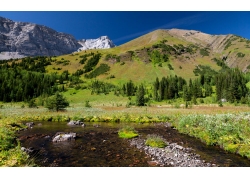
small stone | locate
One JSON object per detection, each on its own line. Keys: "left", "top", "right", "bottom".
{"left": 147, "top": 161, "right": 158, "bottom": 166}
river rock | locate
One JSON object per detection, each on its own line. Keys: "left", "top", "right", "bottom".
{"left": 52, "top": 132, "right": 76, "bottom": 142}
{"left": 25, "top": 122, "right": 35, "bottom": 128}
{"left": 93, "top": 124, "right": 100, "bottom": 128}
{"left": 21, "top": 147, "right": 34, "bottom": 153}
{"left": 67, "top": 120, "right": 84, "bottom": 126}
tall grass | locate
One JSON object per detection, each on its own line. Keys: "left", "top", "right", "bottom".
{"left": 175, "top": 113, "right": 250, "bottom": 158}
{"left": 0, "top": 117, "right": 36, "bottom": 166}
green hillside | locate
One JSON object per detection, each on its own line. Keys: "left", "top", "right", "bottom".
{"left": 1, "top": 28, "right": 250, "bottom": 106}
{"left": 41, "top": 29, "right": 250, "bottom": 84}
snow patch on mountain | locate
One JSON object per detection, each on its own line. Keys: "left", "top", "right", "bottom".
{"left": 0, "top": 52, "right": 26, "bottom": 60}
{"left": 77, "top": 36, "right": 115, "bottom": 51}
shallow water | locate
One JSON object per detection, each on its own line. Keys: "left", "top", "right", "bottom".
{"left": 17, "top": 121, "right": 250, "bottom": 167}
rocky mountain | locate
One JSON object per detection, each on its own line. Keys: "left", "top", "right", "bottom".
{"left": 0, "top": 16, "right": 115, "bottom": 60}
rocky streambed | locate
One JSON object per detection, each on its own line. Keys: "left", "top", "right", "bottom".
{"left": 130, "top": 138, "right": 216, "bottom": 167}
{"left": 17, "top": 121, "right": 250, "bottom": 167}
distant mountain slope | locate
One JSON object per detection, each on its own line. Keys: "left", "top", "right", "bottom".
{"left": 115, "top": 29, "right": 250, "bottom": 72}
{"left": 0, "top": 16, "right": 115, "bottom": 60}
{"left": 47, "top": 28, "right": 250, "bottom": 83}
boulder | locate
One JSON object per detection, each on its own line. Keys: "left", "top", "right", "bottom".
{"left": 52, "top": 132, "right": 76, "bottom": 142}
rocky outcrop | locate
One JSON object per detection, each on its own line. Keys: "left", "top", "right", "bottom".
{"left": 52, "top": 132, "right": 76, "bottom": 142}
{"left": 0, "top": 16, "right": 115, "bottom": 60}
{"left": 168, "top": 28, "right": 230, "bottom": 53}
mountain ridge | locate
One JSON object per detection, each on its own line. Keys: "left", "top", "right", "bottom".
{"left": 0, "top": 16, "right": 115, "bottom": 60}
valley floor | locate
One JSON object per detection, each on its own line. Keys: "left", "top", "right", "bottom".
{"left": 1, "top": 103, "right": 250, "bottom": 166}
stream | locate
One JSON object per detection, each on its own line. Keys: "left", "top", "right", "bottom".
{"left": 17, "top": 121, "right": 250, "bottom": 167}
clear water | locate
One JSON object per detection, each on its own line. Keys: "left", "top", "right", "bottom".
{"left": 17, "top": 121, "right": 250, "bottom": 167}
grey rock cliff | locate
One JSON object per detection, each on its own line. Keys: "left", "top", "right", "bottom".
{"left": 0, "top": 16, "right": 115, "bottom": 60}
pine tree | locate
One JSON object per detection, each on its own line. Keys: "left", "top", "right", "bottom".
{"left": 136, "top": 84, "right": 145, "bottom": 106}
{"left": 45, "top": 92, "right": 69, "bottom": 111}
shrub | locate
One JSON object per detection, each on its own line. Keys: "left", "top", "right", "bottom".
{"left": 118, "top": 126, "right": 138, "bottom": 139}
{"left": 84, "top": 100, "right": 92, "bottom": 108}
{"left": 145, "top": 134, "right": 167, "bottom": 148}
{"left": 28, "top": 99, "right": 37, "bottom": 108}
{"left": 167, "top": 64, "right": 174, "bottom": 70}
{"left": 237, "top": 52, "right": 245, "bottom": 58}
{"left": 200, "top": 48, "right": 210, "bottom": 56}
{"left": 86, "top": 63, "right": 110, "bottom": 79}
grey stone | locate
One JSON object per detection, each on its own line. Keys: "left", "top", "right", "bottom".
{"left": 25, "top": 122, "right": 35, "bottom": 128}
{"left": 52, "top": 132, "right": 76, "bottom": 142}
{"left": 67, "top": 120, "right": 84, "bottom": 126}
{"left": 21, "top": 147, "right": 34, "bottom": 153}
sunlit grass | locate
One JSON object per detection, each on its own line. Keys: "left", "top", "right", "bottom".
{"left": 0, "top": 117, "right": 36, "bottom": 167}
{"left": 175, "top": 113, "right": 250, "bottom": 158}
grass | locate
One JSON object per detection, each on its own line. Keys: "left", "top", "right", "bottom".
{"left": 118, "top": 126, "right": 139, "bottom": 139}
{"left": 1, "top": 105, "right": 250, "bottom": 166}
{"left": 0, "top": 117, "right": 36, "bottom": 167}
{"left": 145, "top": 134, "right": 167, "bottom": 148}
{"left": 174, "top": 113, "right": 250, "bottom": 158}
{"left": 2, "top": 97, "right": 250, "bottom": 166}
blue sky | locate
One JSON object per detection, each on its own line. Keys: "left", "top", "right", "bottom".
{"left": 0, "top": 11, "right": 250, "bottom": 45}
